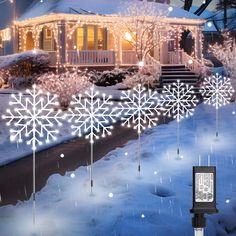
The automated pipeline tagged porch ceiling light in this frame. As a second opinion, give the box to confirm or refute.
[125,32,132,41]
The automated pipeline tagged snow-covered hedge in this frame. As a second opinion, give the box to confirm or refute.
[37,70,91,108]
[89,68,135,86]
[0,50,50,86]
[123,73,157,89]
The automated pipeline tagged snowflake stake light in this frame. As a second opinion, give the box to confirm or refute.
[116,84,160,173]
[200,74,234,137]
[160,80,198,158]
[67,86,117,193]
[2,84,64,224]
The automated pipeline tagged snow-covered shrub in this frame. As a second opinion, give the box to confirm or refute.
[210,33,236,78]
[89,68,135,86]
[210,33,236,100]
[8,76,36,90]
[123,71,157,89]
[37,70,91,109]
[0,50,50,79]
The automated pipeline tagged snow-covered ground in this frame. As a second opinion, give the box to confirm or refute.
[0,102,236,236]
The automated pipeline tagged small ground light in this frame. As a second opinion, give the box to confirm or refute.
[60,153,64,158]
[138,61,144,67]
[190,166,218,236]
[154,171,158,175]
[125,152,128,156]
[168,6,173,12]
[108,193,113,198]
[226,199,230,204]
[70,173,75,178]
[141,214,145,218]
[232,111,235,115]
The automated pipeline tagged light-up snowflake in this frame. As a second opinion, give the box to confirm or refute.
[160,80,198,122]
[67,86,117,143]
[2,84,64,150]
[200,74,234,109]
[116,84,160,133]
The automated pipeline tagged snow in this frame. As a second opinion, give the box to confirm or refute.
[0,50,49,69]
[1,102,236,235]
[19,0,202,21]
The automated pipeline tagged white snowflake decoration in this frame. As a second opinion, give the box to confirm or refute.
[67,86,117,143]
[160,80,198,122]
[2,84,64,150]
[200,74,234,109]
[116,84,160,133]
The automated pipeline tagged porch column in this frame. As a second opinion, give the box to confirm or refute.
[115,34,122,68]
[193,27,203,61]
[58,20,66,65]
[196,27,203,61]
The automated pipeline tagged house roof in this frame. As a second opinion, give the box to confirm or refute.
[18,0,203,22]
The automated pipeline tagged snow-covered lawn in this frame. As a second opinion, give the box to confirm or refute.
[0,102,236,236]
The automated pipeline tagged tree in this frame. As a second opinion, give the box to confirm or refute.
[184,0,193,11]
[216,0,236,30]
[183,0,212,16]
[210,33,236,79]
[118,0,172,64]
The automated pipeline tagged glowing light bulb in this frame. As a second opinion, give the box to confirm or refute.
[207,22,212,28]
[141,214,145,218]
[125,32,132,41]
[226,199,230,204]
[168,6,173,12]
[108,192,113,198]
[60,153,65,158]
[70,173,75,178]
[188,59,193,65]
[138,61,144,67]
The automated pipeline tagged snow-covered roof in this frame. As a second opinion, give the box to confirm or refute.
[18,0,203,22]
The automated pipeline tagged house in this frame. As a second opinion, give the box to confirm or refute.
[0,0,206,73]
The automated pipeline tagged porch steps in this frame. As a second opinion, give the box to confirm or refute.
[160,64,200,88]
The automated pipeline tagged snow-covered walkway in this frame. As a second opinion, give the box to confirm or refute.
[0,103,236,236]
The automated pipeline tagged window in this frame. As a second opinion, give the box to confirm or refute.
[77,27,84,50]
[0,36,3,48]
[97,27,104,50]
[45,29,52,39]
[87,25,95,50]
[122,39,133,51]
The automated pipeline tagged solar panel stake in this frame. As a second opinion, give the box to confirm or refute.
[190,166,219,236]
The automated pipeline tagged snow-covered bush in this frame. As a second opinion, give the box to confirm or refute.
[89,68,135,87]
[210,33,236,78]
[210,33,236,100]
[37,70,91,109]
[0,50,50,82]
[123,69,157,89]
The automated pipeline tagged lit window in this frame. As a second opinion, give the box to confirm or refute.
[77,27,84,50]
[87,26,95,50]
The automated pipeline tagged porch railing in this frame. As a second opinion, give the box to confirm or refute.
[168,50,207,75]
[67,50,115,65]
[122,51,138,65]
